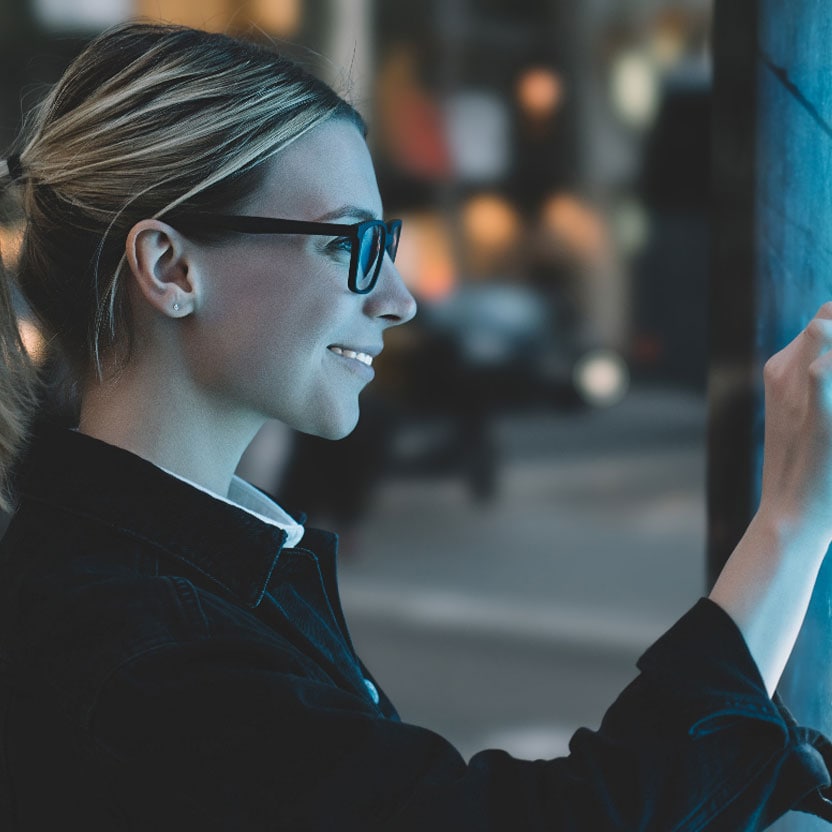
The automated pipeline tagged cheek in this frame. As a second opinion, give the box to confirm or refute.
[186,258,342,398]
[190,297,301,388]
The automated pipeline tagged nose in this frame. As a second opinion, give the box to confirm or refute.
[364,257,417,326]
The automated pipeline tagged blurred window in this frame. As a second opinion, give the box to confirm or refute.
[32,0,131,31]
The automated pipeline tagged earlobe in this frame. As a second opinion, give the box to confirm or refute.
[125,219,196,317]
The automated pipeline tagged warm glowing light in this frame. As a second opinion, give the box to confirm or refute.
[516,68,564,120]
[651,29,685,69]
[573,349,630,407]
[376,48,452,180]
[249,0,301,35]
[135,0,232,31]
[394,214,456,302]
[541,194,607,263]
[18,319,46,365]
[462,194,520,255]
[650,9,690,69]
[609,50,660,129]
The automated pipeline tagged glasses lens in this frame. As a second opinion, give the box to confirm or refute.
[386,221,401,261]
[356,224,384,291]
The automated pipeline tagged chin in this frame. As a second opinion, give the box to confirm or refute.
[310,424,357,441]
[300,404,360,441]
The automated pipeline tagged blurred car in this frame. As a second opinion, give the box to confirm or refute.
[375,280,630,499]
[277,279,630,531]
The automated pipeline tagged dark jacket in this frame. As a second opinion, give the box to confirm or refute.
[1,423,831,830]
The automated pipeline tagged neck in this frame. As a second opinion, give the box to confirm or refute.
[78,359,264,497]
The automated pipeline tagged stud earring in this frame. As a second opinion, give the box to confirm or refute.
[173,303,180,312]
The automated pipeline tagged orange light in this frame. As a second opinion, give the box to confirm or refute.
[650,9,690,69]
[462,194,520,254]
[541,193,607,263]
[394,214,456,302]
[516,68,564,120]
[248,0,302,36]
[134,0,232,31]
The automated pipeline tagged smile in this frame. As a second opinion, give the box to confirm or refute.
[328,346,374,366]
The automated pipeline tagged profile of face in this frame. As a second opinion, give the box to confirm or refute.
[129,118,417,440]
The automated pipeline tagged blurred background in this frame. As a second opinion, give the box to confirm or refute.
[1,0,712,760]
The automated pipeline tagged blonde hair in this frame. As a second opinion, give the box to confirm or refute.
[0,21,364,511]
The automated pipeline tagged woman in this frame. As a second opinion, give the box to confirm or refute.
[0,22,831,831]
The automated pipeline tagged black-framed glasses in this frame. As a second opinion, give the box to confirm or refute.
[169,214,402,294]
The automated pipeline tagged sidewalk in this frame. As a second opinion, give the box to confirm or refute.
[339,383,709,655]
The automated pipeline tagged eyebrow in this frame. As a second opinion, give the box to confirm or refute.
[314,204,381,223]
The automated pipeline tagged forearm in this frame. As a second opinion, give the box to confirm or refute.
[709,509,830,698]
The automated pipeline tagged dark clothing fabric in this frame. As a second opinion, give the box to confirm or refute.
[1,424,832,830]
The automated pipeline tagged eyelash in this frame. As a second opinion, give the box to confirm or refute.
[325,237,353,264]
[325,237,353,256]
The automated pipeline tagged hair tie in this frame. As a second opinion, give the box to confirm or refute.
[4,153,23,182]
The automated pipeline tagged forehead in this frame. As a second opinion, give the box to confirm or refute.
[245,118,382,220]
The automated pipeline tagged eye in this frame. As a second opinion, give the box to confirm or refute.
[325,236,353,256]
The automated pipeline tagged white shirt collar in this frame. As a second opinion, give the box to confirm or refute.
[158,465,305,548]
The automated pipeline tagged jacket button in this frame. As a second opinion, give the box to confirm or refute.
[363,678,380,705]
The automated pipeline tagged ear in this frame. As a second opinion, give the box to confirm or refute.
[125,219,197,318]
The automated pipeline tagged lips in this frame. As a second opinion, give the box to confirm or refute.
[328,345,377,367]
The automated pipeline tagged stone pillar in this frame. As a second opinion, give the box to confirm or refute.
[711,1,832,828]
[756,4,832,830]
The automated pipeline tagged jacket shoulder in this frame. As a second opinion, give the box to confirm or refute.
[0,502,217,725]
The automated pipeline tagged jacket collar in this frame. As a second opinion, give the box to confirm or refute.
[14,423,290,608]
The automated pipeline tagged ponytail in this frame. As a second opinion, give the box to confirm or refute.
[0,156,39,513]
[0,22,366,512]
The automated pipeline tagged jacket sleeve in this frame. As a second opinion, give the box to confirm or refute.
[89,597,832,831]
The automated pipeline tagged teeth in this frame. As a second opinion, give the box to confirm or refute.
[329,346,373,366]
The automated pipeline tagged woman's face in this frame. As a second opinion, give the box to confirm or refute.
[180,118,417,439]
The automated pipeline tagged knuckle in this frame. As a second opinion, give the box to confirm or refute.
[808,359,826,382]
[807,319,827,339]
[819,300,832,317]
[763,355,781,380]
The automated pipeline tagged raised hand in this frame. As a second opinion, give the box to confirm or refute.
[759,301,832,543]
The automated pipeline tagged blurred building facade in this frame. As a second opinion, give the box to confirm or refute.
[0,0,719,771]
[1,0,712,392]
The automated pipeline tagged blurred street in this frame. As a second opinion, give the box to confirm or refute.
[339,383,707,761]
[1,0,722,794]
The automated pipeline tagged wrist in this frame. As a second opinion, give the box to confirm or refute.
[709,507,830,696]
